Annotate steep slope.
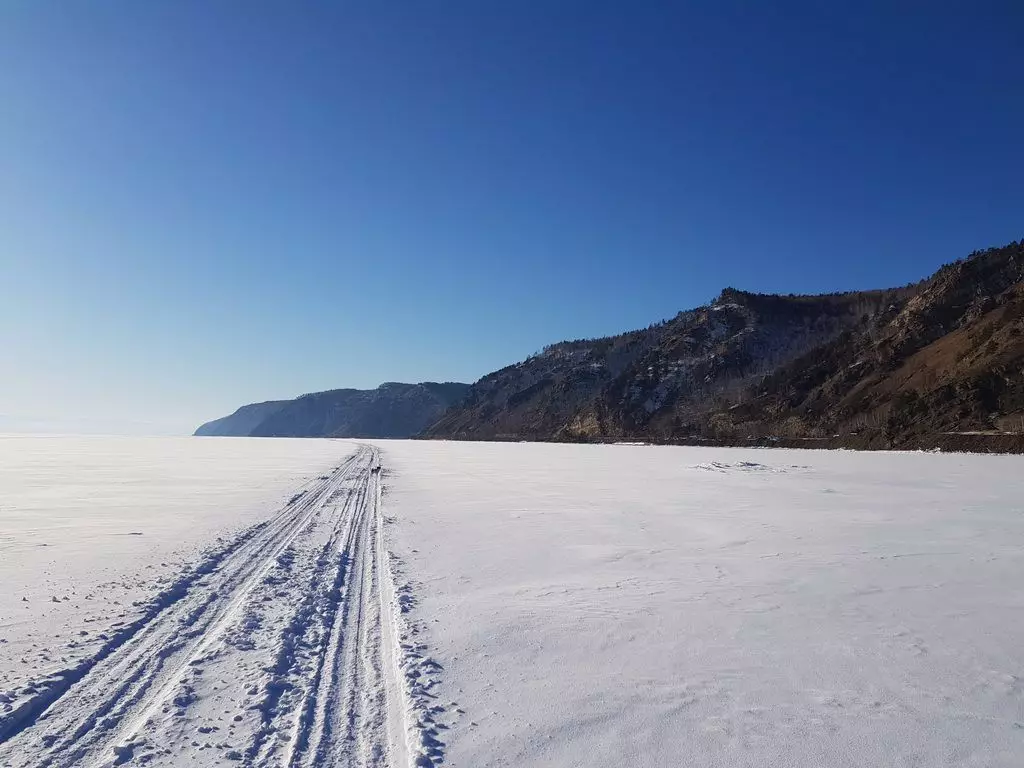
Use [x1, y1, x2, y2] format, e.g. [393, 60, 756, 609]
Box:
[194, 400, 288, 437]
[425, 288, 911, 441]
[195, 382, 469, 438]
[703, 241, 1024, 449]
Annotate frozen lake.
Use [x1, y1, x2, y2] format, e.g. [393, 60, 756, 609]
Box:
[381, 441, 1024, 768]
[1, 436, 1023, 766]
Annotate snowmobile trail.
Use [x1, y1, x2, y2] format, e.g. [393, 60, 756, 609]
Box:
[0, 444, 421, 768]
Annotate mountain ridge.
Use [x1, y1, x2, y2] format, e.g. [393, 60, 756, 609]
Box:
[194, 382, 469, 439]
[424, 284, 914, 441]
[197, 240, 1024, 452]
[424, 240, 1024, 451]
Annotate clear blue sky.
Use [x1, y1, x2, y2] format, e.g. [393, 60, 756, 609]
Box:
[2, 2, 1021, 434]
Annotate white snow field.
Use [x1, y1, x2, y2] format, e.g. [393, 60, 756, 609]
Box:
[377, 440, 1024, 768]
[2, 437, 1024, 767]
[0, 436, 423, 767]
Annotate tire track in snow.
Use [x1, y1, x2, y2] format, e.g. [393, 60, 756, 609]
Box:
[249, 461, 373, 765]
[257, 447, 448, 768]
[0, 449, 366, 767]
[0, 463, 346, 749]
[0, 443, 445, 768]
[286, 452, 392, 768]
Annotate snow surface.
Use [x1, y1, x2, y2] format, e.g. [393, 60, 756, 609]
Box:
[0, 435, 349, 679]
[0, 436, 446, 768]
[375, 440, 1024, 768]
[3, 436, 1024, 766]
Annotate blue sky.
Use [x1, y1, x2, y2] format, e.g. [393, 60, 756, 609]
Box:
[2, 2, 1021, 434]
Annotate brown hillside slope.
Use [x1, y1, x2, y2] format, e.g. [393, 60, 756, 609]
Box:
[699, 241, 1024, 450]
[426, 288, 915, 441]
[425, 240, 1024, 451]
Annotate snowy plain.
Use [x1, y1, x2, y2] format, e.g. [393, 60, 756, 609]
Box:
[1, 436, 1023, 767]
[0, 435, 346, 689]
[376, 440, 1024, 768]
[0, 435, 377, 766]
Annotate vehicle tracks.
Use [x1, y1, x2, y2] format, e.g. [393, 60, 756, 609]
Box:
[0, 444, 427, 768]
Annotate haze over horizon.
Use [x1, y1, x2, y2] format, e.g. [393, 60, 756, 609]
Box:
[3, 2, 1022, 434]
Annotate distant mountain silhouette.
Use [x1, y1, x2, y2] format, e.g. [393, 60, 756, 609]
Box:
[194, 400, 289, 437]
[195, 382, 469, 438]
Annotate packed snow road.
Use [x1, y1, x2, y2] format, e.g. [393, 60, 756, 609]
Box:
[0, 444, 427, 768]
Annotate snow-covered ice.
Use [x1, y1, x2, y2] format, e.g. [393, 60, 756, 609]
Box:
[0, 436, 424, 767]
[377, 440, 1024, 767]
[0, 435, 348, 693]
[3, 435, 1024, 766]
